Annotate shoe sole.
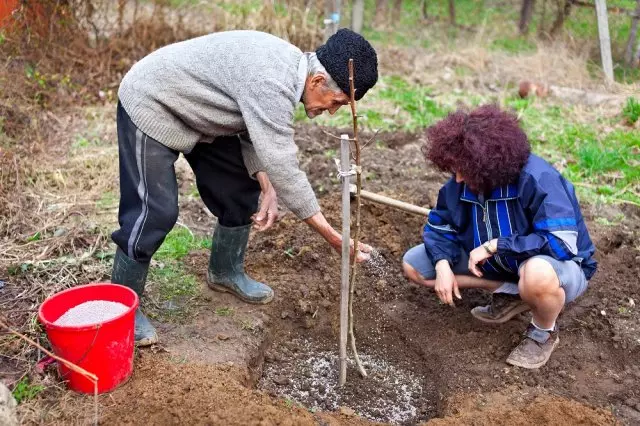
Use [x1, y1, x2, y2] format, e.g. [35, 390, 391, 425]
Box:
[207, 281, 274, 305]
[506, 336, 559, 369]
[135, 335, 159, 347]
[470, 303, 531, 325]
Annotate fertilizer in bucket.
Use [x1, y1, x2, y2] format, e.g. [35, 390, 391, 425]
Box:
[39, 283, 139, 394]
[54, 301, 129, 327]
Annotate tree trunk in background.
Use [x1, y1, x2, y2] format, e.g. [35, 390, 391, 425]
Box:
[550, 0, 572, 37]
[420, 0, 428, 20]
[519, 0, 536, 34]
[448, 0, 456, 25]
[374, 0, 388, 27]
[351, 0, 365, 33]
[391, 0, 402, 25]
[595, 0, 614, 82]
[624, 0, 640, 66]
[324, 0, 340, 41]
[538, 0, 548, 36]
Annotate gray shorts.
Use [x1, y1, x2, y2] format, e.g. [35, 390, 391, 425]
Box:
[402, 244, 588, 304]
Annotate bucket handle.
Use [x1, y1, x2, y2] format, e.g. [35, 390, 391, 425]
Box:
[51, 324, 101, 379]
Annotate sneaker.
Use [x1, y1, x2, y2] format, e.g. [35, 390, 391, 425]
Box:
[506, 323, 559, 369]
[470, 293, 530, 324]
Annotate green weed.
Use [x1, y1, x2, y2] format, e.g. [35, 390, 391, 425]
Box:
[188, 183, 200, 198]
[324, 149, 337, 158]
[293, 105, 308, 123]
[505, 95, 639, 205]
[26, 231, 41, 242]
[378, 76, 449, 130]
[215, 307, 235, 316]
[490, 37, 537, 54]
[239, 318, 256, 332]
[146, 262, 199, 321]
[96, 191, 117, 209]
[12, 377, 45, 404]
[149, 265, 199, 300]
[622, 97, 640, 125]
[155, 227, 210, 262]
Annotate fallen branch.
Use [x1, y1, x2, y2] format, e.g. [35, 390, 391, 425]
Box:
[0, 318, 99, 425]
[347, 59, 367, 379]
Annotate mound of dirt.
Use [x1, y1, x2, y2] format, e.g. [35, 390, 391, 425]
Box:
[102, 352, 318, 426]
[429, 389, 617, 425]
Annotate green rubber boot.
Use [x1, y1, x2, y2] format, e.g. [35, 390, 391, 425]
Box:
[111, 248, 158, 346]
[207, 224, 274, 304]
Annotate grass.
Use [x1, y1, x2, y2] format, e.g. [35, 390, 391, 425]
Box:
[623, 97, 640, 125]
[155, 226, 211, 262]
[215, 306, 234, 316]
[146, 226, 212, 319]
[506, 96, 640, 206]
[12, 377, 45, 404]
[490, 37, 537, 55]
[297, 75, 450, 131]
[96, 191, 117, 209]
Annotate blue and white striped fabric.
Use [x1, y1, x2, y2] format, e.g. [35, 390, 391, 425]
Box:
[422, 154, 597, 281]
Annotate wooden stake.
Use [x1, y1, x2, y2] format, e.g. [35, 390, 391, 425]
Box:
[338, 135, 351, 387]
[595, 0, 615, 82]
[347, 58, 367, 379]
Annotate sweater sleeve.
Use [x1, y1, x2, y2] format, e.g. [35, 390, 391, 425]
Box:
[497, 171, 578, 261]
[238, 134, 264, 178]
[423, 185, 461, 266]
[236, 79, 320, 220]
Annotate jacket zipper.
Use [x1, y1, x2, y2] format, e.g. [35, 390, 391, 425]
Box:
[475, 200, 512, 273]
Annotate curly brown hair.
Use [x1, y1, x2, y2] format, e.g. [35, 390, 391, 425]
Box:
[424, 104, 530, 193]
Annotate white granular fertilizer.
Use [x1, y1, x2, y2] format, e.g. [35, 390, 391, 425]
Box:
[54, 300, 129, 327]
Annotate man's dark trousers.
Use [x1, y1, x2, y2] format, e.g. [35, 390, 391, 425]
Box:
[111, 102, 261, 263]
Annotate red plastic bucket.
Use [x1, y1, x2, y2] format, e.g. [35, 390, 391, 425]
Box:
[38, 283, 139, 394]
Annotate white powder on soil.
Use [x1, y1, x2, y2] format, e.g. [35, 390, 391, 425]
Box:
[53, 300, 129, 327]
[260, 338, 426, 424]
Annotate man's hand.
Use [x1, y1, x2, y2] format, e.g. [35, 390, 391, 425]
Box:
[252, 172, 279, 231]
[304, 211, 372, 263]
[346, 239, 372, 262]
[434, 260, 461, 307]
[468, 239, 497, 278]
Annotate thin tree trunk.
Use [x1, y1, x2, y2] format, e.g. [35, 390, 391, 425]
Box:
[390, 0, 402, 25]
[519, 0, 536, 34]
[324, 0, 340, 41]
[538, 0, 548, 36]
[550, 0, 573, 37]
[449, 0, 456, 25]
[420, 0, 428, 20]
[595, 0, 614, 82]
[351, 0, 365, 33]
[374, 0, 388, 27]
[624, 0, 640, 65]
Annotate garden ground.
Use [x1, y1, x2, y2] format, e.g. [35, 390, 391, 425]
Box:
[1, 1, 639, 423]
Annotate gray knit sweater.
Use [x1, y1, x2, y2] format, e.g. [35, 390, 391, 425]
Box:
[118, 31, 320, 220]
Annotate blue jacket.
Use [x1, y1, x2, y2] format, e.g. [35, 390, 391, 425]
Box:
[423, 154, 597, 281]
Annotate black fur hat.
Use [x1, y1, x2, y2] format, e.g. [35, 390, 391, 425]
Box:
[315, 29, 378, 101]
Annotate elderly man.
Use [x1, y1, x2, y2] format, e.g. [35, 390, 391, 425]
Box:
[111, 29, 378, 345]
